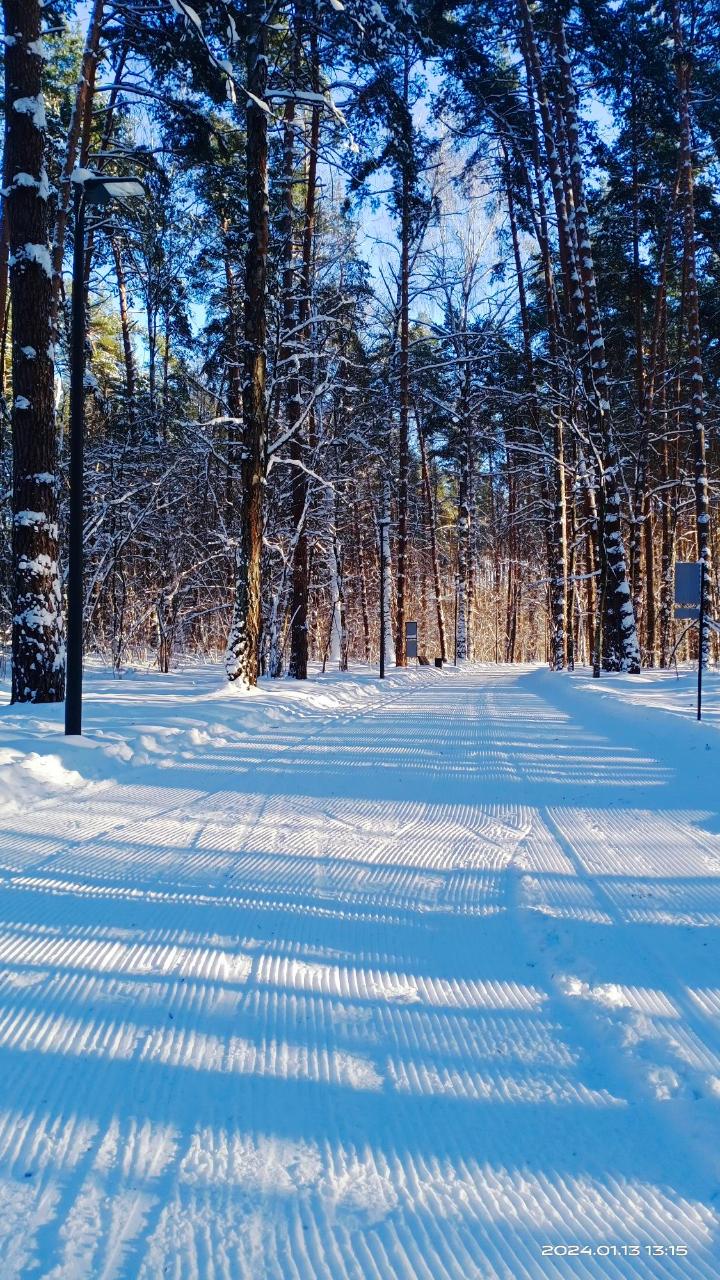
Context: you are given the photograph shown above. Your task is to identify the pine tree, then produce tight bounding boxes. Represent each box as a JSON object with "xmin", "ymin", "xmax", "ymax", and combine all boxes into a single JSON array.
[
  {"xmin": 4, "ymin": 0, "xmax": 65, "ymax": 702},
  {"xmin": 225, "ymin": 0, "xmax": 270, "ymax": 688}
]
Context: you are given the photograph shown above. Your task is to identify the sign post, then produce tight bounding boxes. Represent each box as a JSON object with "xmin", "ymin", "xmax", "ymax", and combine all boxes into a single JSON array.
[
  {"xmin": 673, "ymin": 561, "xmax": 704, "ymax": 720},
  {"xmin": 405, "ymin": 621, "xmax": 418, "ymax": 663}
]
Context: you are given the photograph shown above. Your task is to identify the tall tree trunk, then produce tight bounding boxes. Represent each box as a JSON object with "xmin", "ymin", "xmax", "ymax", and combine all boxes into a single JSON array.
[
  {"xmin": 0, "ymin": 139, "xmax": 10, "ymax": 380},
  {"xmin": 380, "ymin": 478, "xmax": 396, "ymax": 666},
  {"xmin": 418, "ymin": 420, "xmax": 447, "ymax": 660},
  {"xmin": 111, "ymin": 236, "xmax": 137, "ymax": 421},
  {"xmin": 517, "ymin": 1, "xmax": 582, "ymax": 325},
  {"xmin": 269, "ymin": 78, "xmax": 300, "ymax": 679},
  {"xmin": 505, "ymin": 457, "xmax": 517, "ymax": 663},
  {"xmin": 577, "ymin": 448, "xmax": 600, "ymax": 667},
  {"xmin": 552, "ymin": 12, "xmax": 640, "ymax": 673},
  {"xmin": 566, "ymin": 461, "xmax": 576, "ymax": 670},
  {"xmin": 503, "ymin": 133, "xmax": 566, "ymax": 668},
  {"xmin": 4, "ymin": 0, "xmax": 64, "ymax": 701},
  {"xmin": 395, "ymin": 47, "xmax": 412, "ymax": 667},
  {"xmin": 673, "ymin": 0, "xmax": 713, "ymax": 666},
  {"xmin": 456, "ymin": 434, "xmax": 470, "ymax": 662},
  {"xmin": 354, "ymin": 500, "xmax": 371, "ymax": 662},
  {"xmin": 288, "ymin": 25, "xmax": 319, "ymax": 679},
  {"xmin": 639, "ymin": 175, "xmax": 678, "ymax": 666},
  {"xmin": 659, "ymin": 436, "xmax": 677, "ymax": 667},
  {"xmin": 221, "ymin": 221, "xmax": 243, "ymax": 529},
  {"xmin": 226, "ymin": 0, "xmax": 269, "ymax": 687},
  {"xmin": 520, "ymin": 0, "xmax": 639, "ymax": 671},
  {"xmin": 328, "ymin": 486, "xmax": 347, "ymax": 671},
  {"xmin": 628, "ymin": 67, "xmax": 646, "ymax": 640},
  {"xmin": 80, "ymin": 43, "xmax": 128, "ymax": 305},
  {"xmin": 52, "ymin": 0, "xmax": 104, "ymax": 336}
]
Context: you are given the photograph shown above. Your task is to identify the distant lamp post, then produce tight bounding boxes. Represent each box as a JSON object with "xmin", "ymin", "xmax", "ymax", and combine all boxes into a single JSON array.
[{"xmin": 65, "ymin": 173, "xmax": 147, "ymax": 736}]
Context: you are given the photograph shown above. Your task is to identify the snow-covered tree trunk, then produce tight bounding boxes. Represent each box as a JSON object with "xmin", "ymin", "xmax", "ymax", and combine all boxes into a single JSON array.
[
  {"xmin": 324, "ymin": 480, "xmax": 346, "ymax": 670},
  {"xmin": 394, "ymin": 51, "xmax": 412, "ymax": 668},
  {"xmin": 220, "ymin": 219, "xmax": 243, "ymax": 527},
  {"xmin": 658, "ymin": 433, "xmax": 677, "ymax": 669},
  {"xmin": 504, "ymin": 133, "xmax": 567, "ymax": 670},
  {"xmin": 456, "ymin": 438, "xmax": 470, "ymax": 663},
  {"xmin": 354, "ymin": 502, "xmax": 371, "ymax": 662},
  {"xmin": 328, "ymin": 541, "xmax": 343, "ymax": 667},
  {"xmin": 110, "ymin": 237, "xmax": 137, "ymax": 420},
  {"xmin": 380, "ymin": 480, "xmax": 395, "ymax": 667},
  {"xmin": 517, "ymin": 0, "xmax": 583, "ymax": 331},
  {"xmin": 4, "ymin": 0, "xmax": 64, "ymax": 702},
  {"xmin": 505, "ymin": 457, "xmax": 518, "ymax": 663},
  {"xmin": 419, "ymin": 423, "xmax": 447, "ymax": 660},
  {"xmin": 226, "ymin": 0, "xmax": 268, "ymax": 689},
  {"xmin": 466, "ymin": 446, "xmax": 476, "ymax": 662},
  {"xmin": 550, "ymin": 412, "xmax": 567, "ymax": 672},
  {"xmin": 519, "ymin": 22, "xmax": 573, "ymax": 669},
  {"xmin": 266, "ymin": 560, "xmax": 289, "ymax": 679},
  {"xmin": 0, "ymin": 142, "xmax": 9, "ymax": 382},
  {"xmin": 577, "ymin": 449, "xmax": 600, "ymax": 668},
  {"xmin": 267, "ymin": 77, "xmax": 300, "ymax": 683},
  {"xmin": 566, "ymin": 474, "xmax": 576, "ymax": 670},
  {"xmin": 637, "ymin": 177, "xmax": 677, "ymax": 667},
  {"xmin": 628, "ymin": 69, "xmax": 646, "ymax": 642},
  {"xmin": 673, "ymin": 0, "xmax": 713, "ymax": 668},
  {"xmin": 520, "ymin": 0, "xmax": 638, "ymax": 673},
  {"xmin": 553, "ymin": 14, "xmax": 640, "ymax": 674},
  {"xmin": 288, "ymin": 48, "xmax": 320, "ymax": 681}
]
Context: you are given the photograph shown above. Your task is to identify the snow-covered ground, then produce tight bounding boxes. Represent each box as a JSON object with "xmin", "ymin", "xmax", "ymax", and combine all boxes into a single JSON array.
[{"xmin": 1, "ymin": 660, "xmax": 719, "ymax": 1278}]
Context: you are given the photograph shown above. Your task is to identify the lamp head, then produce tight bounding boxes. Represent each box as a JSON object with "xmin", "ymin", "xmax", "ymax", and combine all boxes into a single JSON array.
[{"xmin": 72, "ymin": 171, "xmax": 147, "ymax": 207}]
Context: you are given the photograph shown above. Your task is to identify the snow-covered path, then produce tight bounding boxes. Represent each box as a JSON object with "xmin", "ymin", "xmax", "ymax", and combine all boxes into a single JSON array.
[{"xmin": 1, "ymin": 664, "xmax": 720, "ymax": 1278}]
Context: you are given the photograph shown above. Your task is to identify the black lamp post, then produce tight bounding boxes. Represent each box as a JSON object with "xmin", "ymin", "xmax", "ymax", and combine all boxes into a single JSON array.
[{"xmin": 65, "ymin": 174, "xmax": 146, "ymax": 736}]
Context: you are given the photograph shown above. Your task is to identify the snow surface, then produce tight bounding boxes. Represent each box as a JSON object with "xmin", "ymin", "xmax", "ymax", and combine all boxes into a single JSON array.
[{"xmin": 0, "ymin": 661, "xmax": 719, "ymax": 1277}]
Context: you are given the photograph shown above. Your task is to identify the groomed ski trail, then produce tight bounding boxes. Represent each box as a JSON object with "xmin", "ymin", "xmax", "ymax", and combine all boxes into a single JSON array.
[{"xmin": 0, "ymin": 664, "xmax": 719, "ymax": 1277}]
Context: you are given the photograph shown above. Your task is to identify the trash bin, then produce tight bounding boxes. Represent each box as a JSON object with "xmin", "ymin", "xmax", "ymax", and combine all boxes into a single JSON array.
[{"xmin": 435, "ymin": 657, "xmax": 443, "ymax": 668}]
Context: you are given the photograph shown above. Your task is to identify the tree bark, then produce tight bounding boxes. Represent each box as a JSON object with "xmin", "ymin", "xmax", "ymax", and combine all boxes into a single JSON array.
[
  {"xmin": 395, "ymin": 47, "xmax": 412, "ymax": 667},
  {"xmin": 552, "ymin": 12, "xmax": 640, "ymax": 672},
  {"xmin": 221, "ymin": 220, "xmax": 243, "ymax": 529},
  {"xmin": 380, "ymin": 478, "xmax": 396, "ymax": 665},
  {"xmin": 4, "ymin": 0, "xmax": 65, "ymax": 701},
  {"xmin": 354, "ymin": 500, "xmax": 371, "ymax": 662},
  {"xmin": 288, "ymin": 23, "xmax": 319, "ymax": 679},
  {"xmin": 51, "ymin": 0, "xmax": 104, "ymax": 336},
  {"xmin": 111, "ymin": 236, "xmax": 137, "ymax": 421},
  {"xmin": 456, "ymin": 433, "xmax": 470, "ymax": 662},
  {"xmin": 225, "ymin": 0, "xmax": 269, "ymax": 687},
  {"xmin": 418, "ymin": 419, "xmax": 447, "ymax": 660},
  {"xmin": 0, "ymin": 138, "xmax": 10, "ymax": 380},
  {"xmin": 672, "ymin": 0, "xmax": 713, "ymax": 666}
]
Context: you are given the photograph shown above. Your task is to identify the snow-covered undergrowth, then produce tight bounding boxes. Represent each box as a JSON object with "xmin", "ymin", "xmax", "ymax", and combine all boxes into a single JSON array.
[
  {"xmin": 569, "ymin": 663, "xmax": 720, "ymax": 731},
  {"xmin": 0, "ymin": 660, "xmax": 446, "ymax": 780},
  {"xmin": 1, "ymin": 661, "xmax": 720, "ymax": 1278},
  {"xmin": 0, "ymin": 746, "xmax": 90, "ymax": 816}
]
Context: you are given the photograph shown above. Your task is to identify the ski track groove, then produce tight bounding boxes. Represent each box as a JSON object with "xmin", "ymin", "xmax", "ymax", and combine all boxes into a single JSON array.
[
  {"xmin": 0, "ymin": 667, "xmax": 719, "ymax": 1274},
  {"xmin": 541, "ymin": 805, "xmax": 720, "ymax": 1090}
]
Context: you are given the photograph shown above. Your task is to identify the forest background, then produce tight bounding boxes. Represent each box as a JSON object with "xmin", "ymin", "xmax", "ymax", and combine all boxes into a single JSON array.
[{"xmin": 2, "ymin": 0, "xmax": 720, "ymax": 698}]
